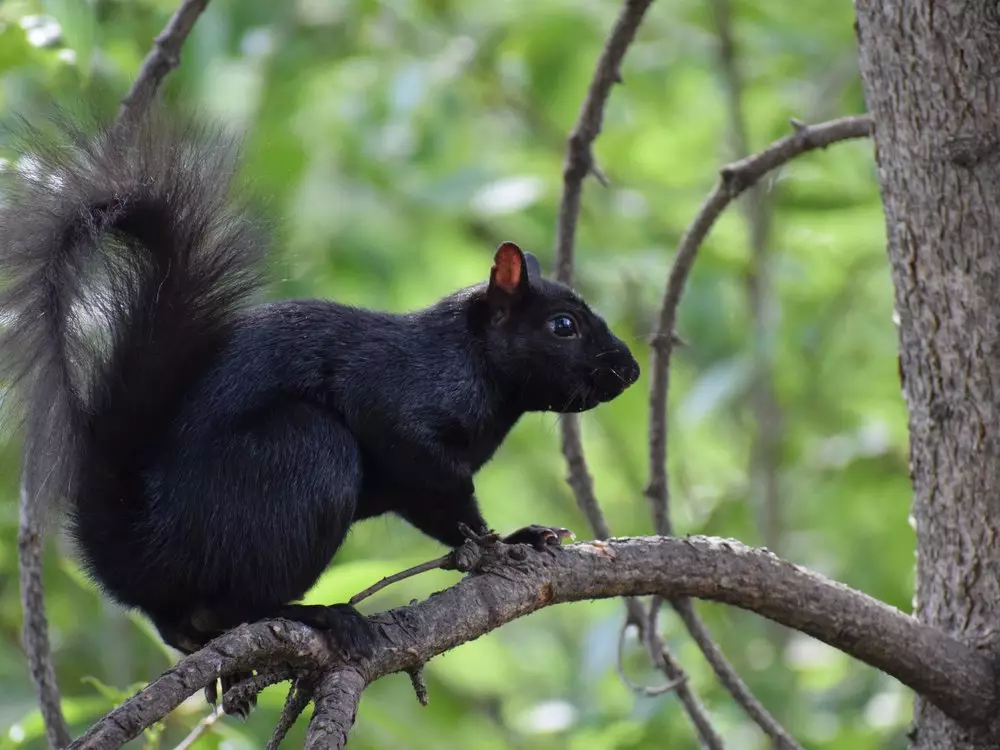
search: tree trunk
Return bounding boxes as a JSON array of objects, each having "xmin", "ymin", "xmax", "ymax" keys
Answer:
[{"xmin": 854, "ymin": 2, "xmax": 1000, "ymax": 747}]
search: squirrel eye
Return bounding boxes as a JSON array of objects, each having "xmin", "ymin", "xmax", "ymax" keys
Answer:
[{"xmin": 547, "ymin": 314, "xmax": 578, "ymax": 338}]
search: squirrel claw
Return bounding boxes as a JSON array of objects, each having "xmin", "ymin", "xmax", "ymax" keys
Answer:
[{"xmin": 503, "ymin": 524, "xmax": 575, "ymax": 552}]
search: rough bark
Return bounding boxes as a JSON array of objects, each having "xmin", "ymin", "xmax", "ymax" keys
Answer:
[
  {"xmin": 69, "ymin": 536, "xmax": 998, "ymax": 749},
  {"xmin": 854, "ymin": 1, "xmax": 1000, "ymax": 747}
]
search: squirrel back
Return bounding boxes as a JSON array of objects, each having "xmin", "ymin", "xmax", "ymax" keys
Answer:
[{"xmin": 0, "ymin": 115, "xmax": 267, "ymax": 521}]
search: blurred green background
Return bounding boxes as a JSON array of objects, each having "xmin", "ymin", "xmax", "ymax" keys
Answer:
[{"xmin": 0, "ymin": 0, "xmax": 910, "ymax": 748}]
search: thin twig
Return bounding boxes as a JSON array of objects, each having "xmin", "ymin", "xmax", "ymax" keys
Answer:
[
  {"xmin": 172, "ymin": 705, "xmax": 223, "ymax": 750},
  {"xmin": 118, "ymin": 0, "xmax": 211, "ymax": 124},
  {"xmin": 558, "ymin": 420, "xmax": 613, "ymax": 539},
  {"xmin": 623, "ymin": 598, "xmax": 724, "ymax": 749},
  {"xmin": 18, "ymin": 483, "xmax": 71, "ymax": 749},
  {"xmin": 554, "ymin": 0, "xmax": 654, "ymax": 283},
  {"xmin": 267, "ymin": 676, "xmax": 318, "ymax": 750},
  {"xmin": 633, "ymin": 5, "xmax": 804, "ymax": 748},
  {"xmin": 349, "ymin": 555, "xmax": 451, "ymax": 605},
  {"xmin": 616, "ymin": 618, "xmax": 685, "ymax": 696},
  {"xmin": 644, "ymin": 114, "xmax": 872, "ymax": 747},
  {"xmin": 651, "ymin": 630, "xmax": 726, "ymax": 747},
  {"xmin": 407, "ymin": 665, "xmax": 430, "ymax": 706},
  {"xmin": 549, "ymin": 0, "xmax": 728, "ymax": 745},
  {"xmin": 645, "ymin": 114, "xmax": 872, "ymax": 532},
  {"xmin": 710, "ymin": 0, "xmax": 784, "ymax": 560}
]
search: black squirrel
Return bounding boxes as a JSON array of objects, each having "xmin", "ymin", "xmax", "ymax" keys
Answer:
[{"xmin": 0, "ymin": 114, "xmax": 639, "ymax": 714}]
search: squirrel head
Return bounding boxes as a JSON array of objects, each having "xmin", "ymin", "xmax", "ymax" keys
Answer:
[{"xmin": 474, "ymin": 241, "xmax": 640, "ymax": 414}]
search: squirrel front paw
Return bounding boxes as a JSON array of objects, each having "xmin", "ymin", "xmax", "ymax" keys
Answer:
[{"xmin": 503, "ymin": 524, "xmax": 575, "ymax": 551}]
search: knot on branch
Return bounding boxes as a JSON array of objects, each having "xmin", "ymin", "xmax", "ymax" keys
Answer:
[
  {"xmin": 447, "ymin": 524, "xmax": 522, "ymax": 573},
  {"xmin": 563, "ymin": 133, "xmax": 595, "ymax": 184}
]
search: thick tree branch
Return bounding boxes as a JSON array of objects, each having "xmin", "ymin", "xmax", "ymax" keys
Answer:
[
  {"xmin": 117, "ymin": 0, "xmax": 210, "ymax": 124},
  {"xmin": 68, "ymin": 536, "xmax": 996, "ymax": 749}
]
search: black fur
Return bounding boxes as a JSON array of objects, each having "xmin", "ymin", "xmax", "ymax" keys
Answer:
[{"xmin": 0, "ymin": 114, "xmax": 639, "ymax": 714}]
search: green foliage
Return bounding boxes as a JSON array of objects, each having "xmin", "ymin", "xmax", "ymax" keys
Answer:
[{"xmin": 0, "ymin": 0, "xmax": 910, "ymax": 747}]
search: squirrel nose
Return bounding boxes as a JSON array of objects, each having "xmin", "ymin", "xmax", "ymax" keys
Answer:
[
  {"xmin": 623, "ymin": 356, "xmax": 640, "ymax": 385},
  {"xmin": 611, "ymin": 351, "xmax": 640, "ymax": 386}
]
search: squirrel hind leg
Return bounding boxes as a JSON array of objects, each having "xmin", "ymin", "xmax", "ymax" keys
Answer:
[
  {"xmin": 151, "ymin": 611, "xmax": 257, "ymax": 717},
  {"xmin": 202, "ymin": 603, "xmax": 376, "ymax": 717},
  {"xmin": 272, "ymin": 602, "xmax": 376, "ymax": 659},
  {"xmin": 199, "ymin": 603, "xmax": 376, "ymax": 718}
]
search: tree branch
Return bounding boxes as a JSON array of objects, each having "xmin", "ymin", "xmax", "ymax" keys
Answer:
[
  {"xmin": 710, "ymin": 0, "xmax": 784, "ymax": 560},
  {"xmin": 646, "ymin": 113, "xmax": 873, "ymax": 535},
  {"xmin": 117, "ymin": 0, "xmax": 210, "ymax": 124},
  {"xmin": 633, "ymin": 4, "xmax": 804, "ymax": 748},
  {"xmin": 267, "ymin": 676, "xmax": 316, "ymax": 750},
  {"xmin": 67, "ymin": 536, "xmax": 995, "ymax": 750},
  {"xmin": 304, "ymin": 669, "xmax": 365, "ymax": 750},
  {"xmin": 18, "ymin": 483, "xmax": 71, "ymax": 750},
  {"xmin": 17, "ymin": 3, "xmax": 213, "ymax": 748},
  {"xmin": 549, "ymin": 1, "xmax": 728, "ymax": 745},
  {"xmin": 554, "ymin": 0, "xmax": 653, "ymax": 282},
  {"xmin": 171, "ymin": 706, "xmax": 223, "ymax": 750},
  {"xmin": 642, "ymin": 112, "xmax": 871, "ymax": 747}
]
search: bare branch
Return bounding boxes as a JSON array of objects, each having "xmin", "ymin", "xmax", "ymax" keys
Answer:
[
  {"xmin": 616, "ymin": 618, "xmax": 685, "ymax": 697},
  {"xmin": 554, "ymin": 0, "xmax": 654, "ymax": 282},
  {"xmin": 549, "ymin": 2, "xmax": 733, "ymax": 744},
  {"xmin": 557, "ymin": 420, "xmax": 613, "ymax": 539},
  {"xmin": 267, "ymin": 676, "xmax": 317, "ymax": 750},
  {"xmin": 18, "ymin": 484, "xmax": 71, "ymax": 750},
  {"xmin": 646, "ymin": 116, "xmax": 871, "ymax": 747},
  {"xmin": 674, "ymin": 597, "xmax": 802, "ymax": 748},
  {"xmin": 304, "ymin": 669, "xmax": 365, "ymax": 750},
  {"xmin": 645, "ymin": 114, "xmax": 872, "ymax": 534},
  {"xmin": 171, "ymin": 706, "xmax": 223, "ymax": 750},
  {"xmin": 625, "ymin": 598, "xmax": 724, "ymax": 749},
  {"xmin": 642, "ymin": 113, "xmax": 870, "ymax": 747},
  {"xmin": 710, "ymin": 0, "xmax": 784, "ymax": 559},
  {"xmin": 118, "ymin": 0, "xmax": 211, "ymax": 124},
  {"xmin": 349, "ymin": 554, "xmax": 451, "ymax": 605},
  {"xmin": 628, "ymin": 5, "xmax": 805, "ymax": 749},
  {"xmin": 17, "ymin": 4, "xmax": 214, "ymax": 748},
  {"xmin": 68, "ymin": 536, "xmax": 995, "ymax": 749},
  {"xmin": 407, "ymin": 665, "xmax": 429, "ymax": 706}
]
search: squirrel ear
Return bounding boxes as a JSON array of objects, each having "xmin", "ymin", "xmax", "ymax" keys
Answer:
[
  {"xmin": 488, "ymin": 242, "xmax": 529, "ymax": 305},
  {"xmin": 523, "ymin": 252, "xmax": 542, "ymax": 281}
]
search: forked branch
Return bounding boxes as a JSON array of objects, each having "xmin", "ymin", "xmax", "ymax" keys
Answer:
[{"xmin": 68, "ymin": 536, "xmax": 997, "ymax": 750}]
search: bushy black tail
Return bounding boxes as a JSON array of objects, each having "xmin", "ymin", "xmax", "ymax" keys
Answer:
[{"xmin": 0, "ymin": 112, "xmax": 268, "ymax": 515}]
